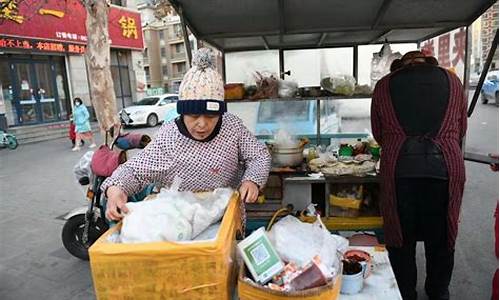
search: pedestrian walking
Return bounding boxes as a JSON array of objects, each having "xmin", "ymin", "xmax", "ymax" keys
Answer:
[
  {"xmin": 68, "ymin": 115, "xmax": 84, "ymax": 148},
  {"xmin": 72, "ymin": 98, "xmax": 96, "ymax": 151},
  {"xmin": 371, "ymin": 50, "xmax": 468, "ymax": 300}
]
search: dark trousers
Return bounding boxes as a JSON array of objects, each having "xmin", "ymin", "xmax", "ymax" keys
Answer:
[{"xmin": 387, "ymin": 178, "xmax": 454, "ymax": 300}]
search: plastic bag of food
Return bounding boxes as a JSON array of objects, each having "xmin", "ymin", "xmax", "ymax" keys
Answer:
[
  {"xmin": 267, "ymin": 215, "xmax": 348, "ymax": 274},
  {"xmin": 120, "ymin": 178, "xmax": 233, "ymax": 243},
  {"xmin": 278, "ymin": 80, "xmax": 298, "ymax": 98},
  {"xmin": 323, "ymin": 75, "xmax": 356, "ymax": 96},
  {"xmin": 371, "ymin": 43, "xmax": 402, "ymax": 88},
  {"xmin": 251, "ymin": 71, "xmax": 279, "ymax": 99}
]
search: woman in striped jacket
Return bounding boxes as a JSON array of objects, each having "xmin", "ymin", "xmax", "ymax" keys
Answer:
[{"xmin": 371, "ymin": 51, "xmax": 467, "ymax": 300}]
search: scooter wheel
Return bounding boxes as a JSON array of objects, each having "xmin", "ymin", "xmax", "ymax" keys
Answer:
[
  {"xmin": 61, "ymin": 214, "xmax": 108, "ymax": 260},
  {"xmin": 7, "ymin": 136, "xmax": 17, "ymax": 149}
]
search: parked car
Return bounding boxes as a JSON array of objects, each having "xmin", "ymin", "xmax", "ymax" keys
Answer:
[
  {"xmin": 482, "ymin": 70, "xmax": 499, "ymax": 106},
  {"xmin": 469, "ymin": 71, "xmax": 480, "ymax": 88},
  {"xmin": 119, "ymin": 94, "xmax": 178, "ymax": 127},
  {"xmin": 254, "ymin": 100, "xmax": 341, "ymax": 136}
]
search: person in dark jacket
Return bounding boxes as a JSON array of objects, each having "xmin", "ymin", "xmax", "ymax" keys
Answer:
[{"xmin": 371, "ymin": 51, "xmax": 467, "ymax": 300}]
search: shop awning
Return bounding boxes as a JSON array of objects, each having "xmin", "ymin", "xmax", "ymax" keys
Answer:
[{"xmin": 169, "ymin": 0, "xmax": 496, "ymax": 52}]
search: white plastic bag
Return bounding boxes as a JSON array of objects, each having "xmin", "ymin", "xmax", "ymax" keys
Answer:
[
  {"xmin": 73, "ymin": 151, "xmax": 94, "ymax": 182},
  {"xmin": 370, "ymin": 43, "xmax": 402, "ymax": 88},
  {"xmin": 119, "ymin": 179, "xmax": 233, "ymax": 243},
  {"xmin": 267, "ymin": 215, "xmax": 348, "ymax": 273},
  {"xmin": 278, "ymin": 80, "xmax": 298, "ymax": 98}
]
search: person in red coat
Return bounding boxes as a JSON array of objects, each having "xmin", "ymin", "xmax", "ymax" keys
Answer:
[
  {"xmin": 371, "ymin": 51, "xmax": 467, "ymax": 300},
  {"xmin": 68, "ymin": 115, "xmax": 83, "ymax": 148}
]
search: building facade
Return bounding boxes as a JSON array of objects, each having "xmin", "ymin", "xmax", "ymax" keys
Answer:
[
  {"xmin": 140, "ymin": 13, "xmax": 196, "ymax": 93},
  {"xmin": 481, "ymin": 1, "xmax": 499, "ymax": 70},
  {"xmin": 0, "ymin": 0, "xmax": 146, "ymax": 128}
]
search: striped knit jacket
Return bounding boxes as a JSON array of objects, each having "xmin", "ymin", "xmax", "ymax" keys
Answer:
[{"xmin": 371, "ymin": 68, "xmax": 467, "ymax": 250}]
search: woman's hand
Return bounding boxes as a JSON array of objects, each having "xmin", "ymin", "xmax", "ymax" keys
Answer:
[
  {"xmin": 105, "ymin": 186, "xmax": 129, "ymax": 221},
  {"xmin": 239, "ymin": 180, "xmax": 259, "ymax": 203}
]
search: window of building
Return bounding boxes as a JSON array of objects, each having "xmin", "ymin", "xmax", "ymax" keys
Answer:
[
  {"xmin": 144, "ymin": 66, "xmax": 150, "ymax": 79},
  {"xmin": 176, "ymin": 62, "xmax": 186, "ymax": 73},
  {"xmin": 111, "ymin": 50, "xmax": 133, "ymax": 109},
  {"xmin": 143, "ymin": 48, "xmax": 148, "ymax": 59},
  {"xmin": 161, "ymin": 47, "xmax": 166, "ymax": 58},
  {"xmin": 175, "ymin": 43, "xmax": 184, "ymax": 53},
  {"xmin": 159, "ymin": 30, "xmax": 165, "ymax": 41},
  {"xmin": 110, "ymin": 0, "xmax": 124, "ymax": 6},
  {"xmin": 173, "ymin": 24, "xmax": 182, "ymax": 37},
  {"xmin": 162, "ymin": 65, "xmax": 169, "ymax": 76}
]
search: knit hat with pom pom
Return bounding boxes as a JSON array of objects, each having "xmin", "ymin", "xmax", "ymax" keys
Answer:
[{"xmin": 177, "ymin": 48, "xmax": 226, "ymax": 115}]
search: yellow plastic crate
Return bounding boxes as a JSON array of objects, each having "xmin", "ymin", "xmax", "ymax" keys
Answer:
[
  {"xmin": 329, "ymin": 195, "xmax": 362, "ymax": 210},
  {"xmin": 89, "ymin": 192, "xmax": 241, "ymax": 300}
]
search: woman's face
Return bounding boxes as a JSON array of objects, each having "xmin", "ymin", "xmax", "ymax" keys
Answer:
[
  {"xmin": 74, "ymin": 100, "xmax": 82, "ymax": 107},
  {"xmin": 183, "ymin": 115, "xmax": 220, "ymax": 140}
]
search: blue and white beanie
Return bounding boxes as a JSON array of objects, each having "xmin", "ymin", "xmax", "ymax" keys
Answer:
[{"xmin": 177, "ymin": 48, "xmax": 226, "ymax": 115}]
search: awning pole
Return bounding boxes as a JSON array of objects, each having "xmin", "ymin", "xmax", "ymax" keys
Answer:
[
  {"xmin": 222, "ymin": 50, "xmax": 226, "ymax": 84},
  {"xmin": 279, "ymin": 49, "xmax": 285, "ymax": 80},
  {"xmin": 468, "ymin": 29, "xmax": 498, "ymax": 117},
  {"xmin": 353, "ymin": 45, "xmax": 359, "ymax": 81},
  {"xmin": 463, "ymin": 26, "xmax": 472, "ymax": 93},
  {"xmin": 179, "ymin": 6, "xmax": 193, "ymax": 67}
]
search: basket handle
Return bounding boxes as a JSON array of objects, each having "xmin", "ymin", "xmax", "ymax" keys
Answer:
[{"xmin": 266, "ymin": 204, "xmax": 294, "ymax": 231}]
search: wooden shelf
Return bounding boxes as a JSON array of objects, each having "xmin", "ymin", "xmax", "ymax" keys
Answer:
[
  {"xmin": 325, "ymin": 175, "xmax": 380, "ymax": 184},
  {"xmin": 226, "ymin": 94, "xmax": 372, "ymax": 103}
]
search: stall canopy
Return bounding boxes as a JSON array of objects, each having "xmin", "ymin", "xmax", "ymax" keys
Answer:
[{"xmin": 169, "ymin": 0, "xmax": 496, "ymax": 52}]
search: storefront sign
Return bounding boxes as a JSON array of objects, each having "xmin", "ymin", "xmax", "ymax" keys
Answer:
[
  {"xmin": 0, "ymin": 36, "xmax": 86, "ymax": 54},
  {"xmin": 420, "ymin": 27, "xmax": 466, "ymax": 82},
  {"xmin": 0, "ymin": 0, "xmax": 143, "ymax": 50}
]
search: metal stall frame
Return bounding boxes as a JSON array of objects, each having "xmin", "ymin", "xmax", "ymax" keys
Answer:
[
  {"xmin": 168, "ymin": 0, "xmax": 498, "ymax": 231},
  {"xmin": 169, "ymin": 0, "xmax": 496, "ymax": 148}
]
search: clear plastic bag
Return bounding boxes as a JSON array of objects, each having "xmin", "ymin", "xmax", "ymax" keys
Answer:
[
  {"xmin": 120, "ymin": 178, "xmax": 233, "ymax": 243},
  {"xmin": 370, "ymin": 43, "xmax": 402, "ymax": 88},
  {"xmin": 329, "ymin": 75, "xmax": 356, "ymax": 96},
  {"xmin": 73, "ymin": 150, "xmax": 94, "ymax": 183},
  {"xmin": 267, "ymin": 215, "xmax": 348, "ymax": 275},
  {"xmin": 278, "ymin": 80, "xmax": 298, "ymax": 98}
]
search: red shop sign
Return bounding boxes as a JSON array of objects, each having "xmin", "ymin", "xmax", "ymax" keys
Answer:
[
  {"xmin": 0, "ymin": 0, "xmax": 143, "ymax": 50},
  {"xmin": 0, "ymin": 36, "xmax": 87, "ymax": 54}
]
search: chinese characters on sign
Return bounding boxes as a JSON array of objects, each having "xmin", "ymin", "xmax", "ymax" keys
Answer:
[
  {"xmin": 0, "ymin": 0, "xmax": 143, "ymax": 49},
  {"xmin": 0, "ymin": 37, "xmax": 85, "ymax": 54},
  {"xmin": 421, "ymin": 27, "xmax": 467, "ymax": 81},
  {"xmin": 452, "ymin": 28, "xmax": 466, "ymax": 66},
  {"xmin": 118, "ymin": 16, "xmax": 138, "ymax": 39},
  {"xmin": 0, "ymin": 0, "xmax": 24, "ymax": 24},
  {"xmin": 421, "ymin": 40, "xmax": 435, "ymax": 57},
  {"xmin": 55, "ymin": 32, "xmax": 87, "ymax": 42},
  {"xmin": 438, "ymin": 34, "xmax": 451, "ymax": 67}
]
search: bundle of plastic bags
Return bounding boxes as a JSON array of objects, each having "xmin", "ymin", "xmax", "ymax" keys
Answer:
[
  {"xmin": 73, "ymin": 151, "xmax": 94, "ymax": 183},
  {"xmin": 267, "ymin": 215, "xmax": 348, "ymax": 275},
  {"xmin": 119, "ymin": 178, "xmax": 233, "ymax": 243}
]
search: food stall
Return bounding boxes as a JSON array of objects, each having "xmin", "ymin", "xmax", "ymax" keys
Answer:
[
  {"xmin": 167, "ymin": 0, "xmax": 497, "ymax": 239},
  {"xmin": 88, "ymin": 1, "xmax": 497, "ymax": 299}
]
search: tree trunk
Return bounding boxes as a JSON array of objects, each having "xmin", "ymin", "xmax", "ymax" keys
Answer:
[{"xmin": 84, "ymin": 0, "xmax": 119, "ymax": 141}]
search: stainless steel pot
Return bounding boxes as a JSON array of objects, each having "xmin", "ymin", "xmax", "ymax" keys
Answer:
[{"xmin": 266, "ymin": 139, "xmax": 309, "ymax": 167}]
